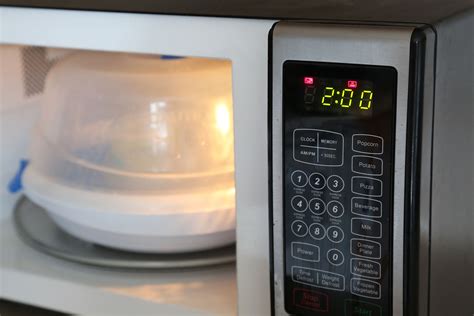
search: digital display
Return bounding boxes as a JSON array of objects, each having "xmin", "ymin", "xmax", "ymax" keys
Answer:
[
  {"xmin": 302, "ymin": 77, "xmax": 374, "ymax": 115},
  {"xmin": 284, "ymin": 62, "xmax": 396, "ymax": 118}
]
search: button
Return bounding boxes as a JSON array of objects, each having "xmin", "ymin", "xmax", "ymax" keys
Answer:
[
  {"xmin": 291, "ymin": 170, "xmax": 308, "ymax": 187},
  {"xmin": 351, "ymin": 197, "xmax": 382, "ymax": 218},
  {"xmin": 291, "ymin": 242, "xmax": 320, "ymax": 262},
  {"xmin": 351, "ymin": 176, "xmax": 382, "ymax": 197},
  {"xmin": 291, "ymin": 195, "xmax": 308, "ymax": 212},
  {"xmin": 293, "ymin": 129, "xmax": 344, "ymax": 166},
  {"xmin": 352, "ymin": 134, "xmax": 383, "ymax": 155},
  {"xmin": 327, "ymin": 249, "xmax": 344, "ymax": 266},
  {"xmin": 327, "ymin": 200, "xmax": 344, "ymax": 218},
  {"xmin": 350, "ymin": 278, "xmax": 381, "ymax": 299},
  {"xmin": 327, "ymin": 175, "xmax": 345, "ymax": 193},
  {"xmin": 309, "ymin": 173, "xmax": 326, "ymax": 190},
  {"xmin": 350, "ymin": 258, "xmax": 381, "ymax": 279},
  {"xmin": 292, "ymin": 266, "xmax": 345, "ymax": 291},
  {"xmin": 309, "ymin": 223, "xmax": 326, "ymax": 240},
  {"xmin": 309, "ymin": 198, "xmax": 326, "ymax": 216},
  {"xmin": 291, "ymin": 220, "xmax": 308, "ymax": 237},
  {"xmin": 327, "ymin": 226, "xmax": 344, "ymax": 243},
  {"xmin": 352, "ymin": 218, "xmax": 382, "ymax": 239},
  {"xmin": 344, "ymin": 299, "xmax": 381, "ymax": 316},
  {"xmin": 352, "ymin": 155, "xmax": 383, "ymax": 176},
  {"xmin": 351, "ymin": 239, "xmax": 381, "ymax": 259},
  {"xmin": 293, "ymin": 289, "xmax": 328, "ymax": 312}
]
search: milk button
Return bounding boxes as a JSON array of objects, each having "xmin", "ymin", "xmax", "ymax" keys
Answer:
[
  {"xmin": 352, "ymin": 218, "xmax": 382, "ymax": 239},
  {"xmin": 352, "ymin": 134, "xmax": 383, "ymax": 155}
]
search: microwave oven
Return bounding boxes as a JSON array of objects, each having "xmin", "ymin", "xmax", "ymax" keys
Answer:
[{"xmin": 0, "ymin": 1, "xmax": 472, "ymax": 316}]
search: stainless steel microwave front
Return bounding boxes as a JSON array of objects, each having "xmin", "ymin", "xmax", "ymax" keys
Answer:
[{"xmin": 270, "ymin": 22, "xmax": 416, "ymax": 316}]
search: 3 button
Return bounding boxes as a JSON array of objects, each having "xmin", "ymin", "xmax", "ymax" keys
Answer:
[{"xmin": 327, "ymin": 175, "xmax": 344, "ymax": 193}]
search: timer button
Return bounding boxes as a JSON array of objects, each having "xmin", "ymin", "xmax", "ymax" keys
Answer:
[
  {"xmin": 309, "ymin": 198, "xmax": 326, "ymax": 216},
  {"xmin": 327, "ymin": 175, "xmax": 344, "ymax": 193},
  {"xmin": 309, "ymin": 172, "xmax": 326, "ymax": 190},
  {"xmin": 327, "ymin": 249, "xmax": 345, "ymax": 266},
  {"xmin": 352, "ymin": 134, "xmax": 384, "ymax": 155},
  {"xmin": 327, "ymin": 200, "xmax": 344, "ymax": 218},
  {"xmin": 291, "ymin": 195, "xmax": 308, "ymax": 213},
  {"xmin": 291, "ymin": 220, "xmax": 308, "ymax": 237},
  {"xmin": 291, "ymin": 170, "xmax": 308, "ymax": 187}
]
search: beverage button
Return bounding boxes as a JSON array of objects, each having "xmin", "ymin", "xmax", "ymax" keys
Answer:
[
  {"xmin": 345, "ymin": 299, "xmax": 381, "ymax": 316},
  {"xmin": 350, "ymin": 258, "xmax": 381, "ymax": 279},
  {"xmin": 292, "ymin": 266, "xmax": 345, "ymax": 291},
  {"xmin": 291, "ymin": 195, "xmax": 308, "ymax": 212},
  {"xmin": 327, "ymin": 249, "xmax": 344, "ymax": 266},
  {"xmin": 352, "ymin": 155, "xmax": 383, "ymax": 176},
  {"xmin": 293, "ymin": 288, "xmax": 329, "ymax": 312},
  {"xmin": 350, "ymin": 278, "xmax": 381, "ymax": 299},
  {"xmin": 327, "ymin": 226, "xmax": 344, "ymax": 243},
  {"xmin": 352, "ymin": 218, "xmax": 382, "ymax": 239},
  {"xmin": 351, "ymin": 238, "xmax": 381, "ymax": 259},
  {"xmin": 291, "ymin": 170, "xmax": 308, "ymax": 187},
  {"xmin": 351, "ymin": 197, "xmax": 382, "ymax": 218},
  {"xmin": 352, "ymin": 134, "xmax": 383, "ymax": 155},
  {"xmin": 327, "ymin": 200, "xmax": 344, "ymax": 218},
  {"xmin": 291, "ymin": 242, "xmax": 320, "ymax": 262},
  {"xmin": 351, "ymin": 176, "xmax": 382, "ymax": 197},
  {"xmin": 309, "ymin": 198, "xmax": 326, "ymax": 216},
  {"xmin": 291, "ymin": 220, "xmax": 308, "ymax": 237},
  {"xmin": 327, "ymin": 175, "xmax": 345, "ymax": 193},
  {"xmin": 309, "ymin": 173, "xmax": 326, "ymax": 190},
  {"xmin": 309, "ymin": 223, "xmax": 326, "ymax": 240}
]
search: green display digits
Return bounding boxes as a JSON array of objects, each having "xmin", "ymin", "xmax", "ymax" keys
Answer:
[{"xmin": 319, "ymin": 86, "xmax": 373, "ymax": 110}]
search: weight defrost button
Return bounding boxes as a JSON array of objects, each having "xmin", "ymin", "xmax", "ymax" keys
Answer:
[{"xmin": 292, "ymin": 266, "xmax": 345, "ymax": 291}]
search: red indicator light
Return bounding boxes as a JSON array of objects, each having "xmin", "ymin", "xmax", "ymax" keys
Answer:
[
  {"xmin": 347, "ymin": 80, "xmax": 358, "ymax": 88},
  {"xmin": 304, "ymin": 77, "xmax": 314, "ymax": 85}
]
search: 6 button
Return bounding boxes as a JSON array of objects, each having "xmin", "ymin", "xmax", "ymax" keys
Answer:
[
  {"xmin": 327, "ymin": 175, "xmax": 344, "ymax": 193},
  {"xmin": 291, "ymin": 195, "xmax": 308, "ymax": 212},
  {"xmin": 327, "ymin": 200, "xmax": 344, "ymax": 218}
]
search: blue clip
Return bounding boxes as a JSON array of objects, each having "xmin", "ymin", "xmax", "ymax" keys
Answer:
[
  {"xmin": 8, "ymin": 159, "xmax": 29, "ymax": 193},
  {"xmin": 160, "ymin": 55, "xmax": 185, "ymax": 60}
]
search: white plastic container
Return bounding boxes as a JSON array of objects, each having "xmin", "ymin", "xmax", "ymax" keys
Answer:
[{"xmin": 23, "ymin": 51, "xmax": 236, "ymax": 253}]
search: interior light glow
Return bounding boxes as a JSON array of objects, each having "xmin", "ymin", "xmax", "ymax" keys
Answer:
[{"xmin": 215, "ymin": 103, "xmax": 231, "ymax": 135}]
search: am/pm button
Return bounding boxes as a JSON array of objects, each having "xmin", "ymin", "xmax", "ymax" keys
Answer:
[{"xmin": 352, "ymin": 134, "xmax": 383, "ymax": 155}]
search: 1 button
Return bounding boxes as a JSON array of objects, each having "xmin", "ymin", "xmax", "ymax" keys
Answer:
[
  {"xmin": 352, "ymin": 155, "xmax": 383, "ymax": 176},
  {"xmin": 309, "ymin": 198, "xmax": 326, "ymax": 216},
  {"xmin": 291, "ymin": 170, "xmax": 308, "ymax": 187},
  {"xmin": 351, "ymin": 197, "xmax": 382, "ymax": 218},
  {"xmin": 351, "ymin": 177, "xmax": 382, "ymax": 197},
  {"xmin": 327, "ymin": 175, "xmax": 345, "ymax": 193},
  {"xmin": 351, "ymin": 258, "xmax": 381, "ymax": 279},
  {"xmin": 345, "ymin": 300, "xmax": 381, "ymax": 316},
  {"xmin": 309, "ymin": 223, "xmax": 326, "ymax": 240},
  {"xmin": 327, "ymin": 200, "xmax": 344, "ymax": 218},
  {"xmin": 351, "ymin": 238, "xmax": 382, "ymax": 259},
  {"xmin": 350, "ymin": 278, "xmax": 381, "ymax": 299},
  {"xmin": 291, "ymin": 195, "xmax": 308, "ymax": 212},
  {"xmin": 327, "ymin": 226, "xmax": 344, "ymax": 243},
  {"xmin": 291, "ymin": 242, "xmax": 320, "ymax": 262},
  {"xmin": 309, "ymin": 173, "xmax": 326, "ymax": 190},
  {"xmin": 327, "ymin": 249, "xmax": 344, "ymax": 266},
  {"xmin": 352, "ymin": 134, "xmax": 383, "ymax": 155},
  {"xmin": 291, "ymin": 220, "xmax": 308, "ymax": 237},
  {"xmin": 352, "ymin": 218, "xmax": 382, "ymax": 239}
]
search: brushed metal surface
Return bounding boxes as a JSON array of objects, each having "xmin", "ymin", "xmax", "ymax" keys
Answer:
[{"xmin": 271, "ymin": 22, "xmax": 415, "ymax": 316}]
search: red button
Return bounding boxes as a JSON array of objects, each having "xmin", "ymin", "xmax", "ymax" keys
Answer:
[{"xmin": 293, "ymin": 288, "xmax": 329, "ymax": 312}]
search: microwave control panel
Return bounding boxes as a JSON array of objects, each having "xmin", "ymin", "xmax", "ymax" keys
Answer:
[{"xmin": 282, "ymin": 61, "xmax": 397, "ymax": 316}]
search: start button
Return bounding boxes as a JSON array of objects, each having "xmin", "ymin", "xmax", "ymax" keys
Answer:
[{"xmin": 345, "ymin": 299, "xmax": 381, "ymax": 316}]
